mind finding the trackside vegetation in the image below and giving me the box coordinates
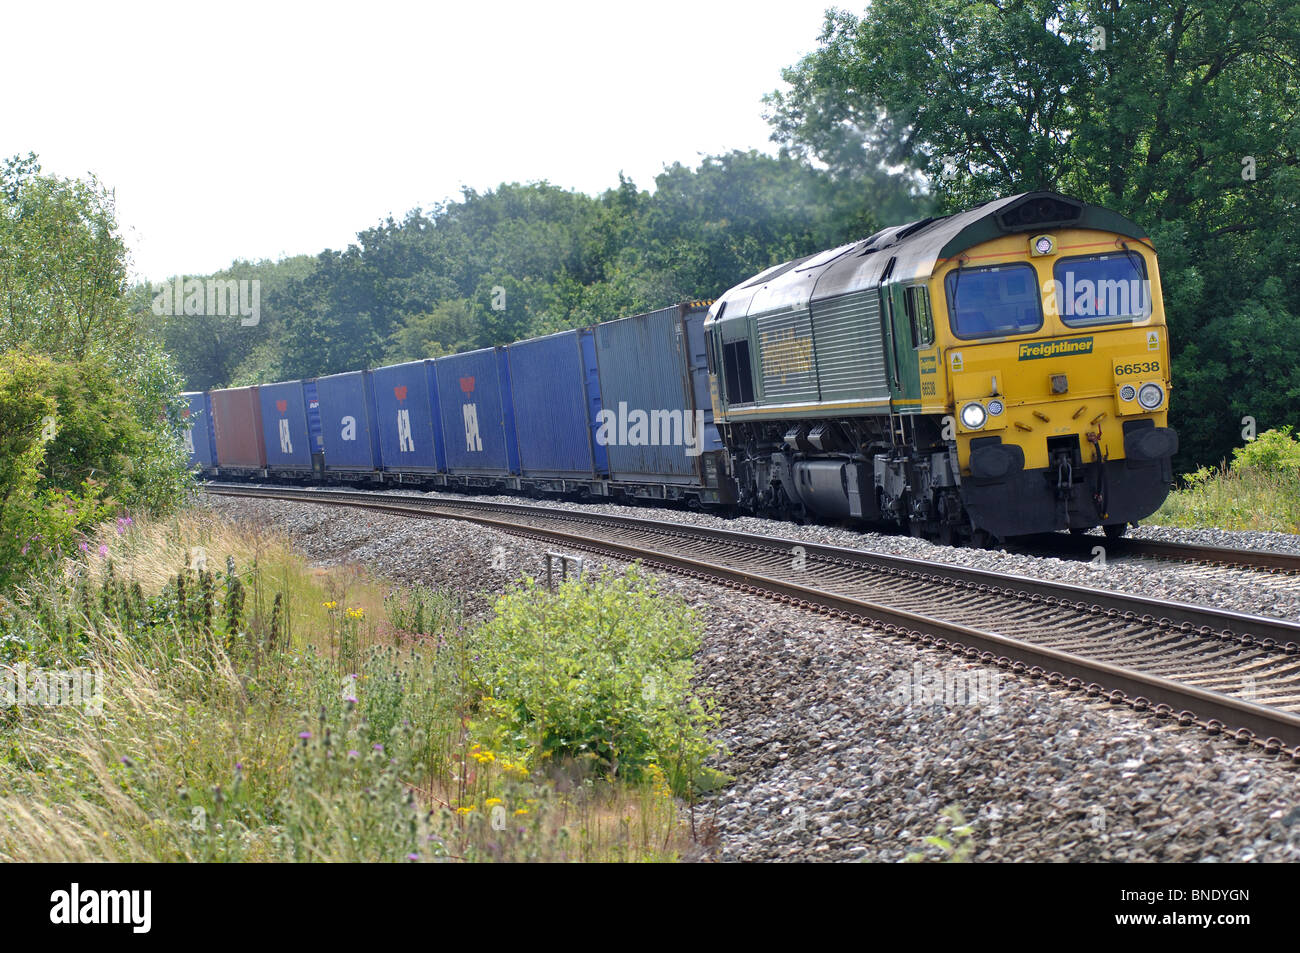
[0,154,191,591]
[0,511,721,862]
[1153,427,1300,533]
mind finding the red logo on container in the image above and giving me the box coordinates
[276,400,288,413]
[459,377,475,394]
[394,386,408,402]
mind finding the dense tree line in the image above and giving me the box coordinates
[142,0,1297,472]
[137,150,920,389]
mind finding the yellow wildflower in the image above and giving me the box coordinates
[485,798,502,808]
[514,808,529,817]
[322,601,338,610]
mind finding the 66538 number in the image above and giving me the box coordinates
[1115,360,1160,376]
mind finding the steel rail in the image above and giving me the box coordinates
[1021,532,1300,574]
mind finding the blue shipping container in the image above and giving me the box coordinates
[316,370,382,471]
[508,329,606,478]
[593,304,722,483]
[435,347,519,475]
[372,360,445,472]
[258,381,314,471]
[181,391,217,469]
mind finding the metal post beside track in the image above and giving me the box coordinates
[544,551,585,589]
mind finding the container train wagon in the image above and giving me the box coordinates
[188,302,735,507]
[185,192,1179,543]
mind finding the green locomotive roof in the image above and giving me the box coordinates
[707,191,1149,326]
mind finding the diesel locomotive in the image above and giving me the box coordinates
[186,191,1177,545]
[706,191,1177,543]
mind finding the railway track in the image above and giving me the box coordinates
[203,482,1300,759]
[1019,531,1300,575]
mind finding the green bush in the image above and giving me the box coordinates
[0,349,187,589]
[468,567,721,795]
[1231,426,1300,473]
[1155,461,1300,532]
[0,352,122,588]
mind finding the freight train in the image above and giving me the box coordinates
[184,191,1177,544]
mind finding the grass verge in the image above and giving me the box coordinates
[1153,465,1300,533]
[0,509,721,861]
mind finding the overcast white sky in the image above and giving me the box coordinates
[2,0,840,282]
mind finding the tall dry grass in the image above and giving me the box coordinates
[0,509,709,862]
[1154,464,1300,533]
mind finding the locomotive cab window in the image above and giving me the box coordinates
[722,339,755,404]
[1052,253,1151,327]
[945,263,1043,340]
[904,286,935,347]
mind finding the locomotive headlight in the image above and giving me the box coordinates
[960,401,987,430]
[1137,382,1165,410]
[987,398,1004,416]
[1030,234,1056,257]
[1119,384,1136,402]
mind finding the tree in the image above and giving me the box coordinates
[136,255,313,390]
[384,298,485,361]
[0,154,134,359]
[138,155,925,388]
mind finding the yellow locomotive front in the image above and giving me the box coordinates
[933,222,1178,539]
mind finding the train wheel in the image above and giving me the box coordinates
[1103,523,1128,540]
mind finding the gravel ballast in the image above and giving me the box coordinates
[202,493,1300,862]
